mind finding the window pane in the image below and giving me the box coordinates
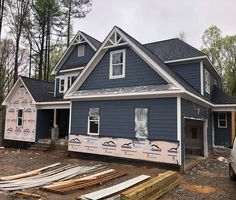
[89,121,99,133]
[89,108,99,119]
[112,52,123,64]
[112,65,123,76]
[219,113,226,120]
[18,118,22,126]
[219,120,226,127]
[18,110,23,117]
[135,108,148,138]
[67,77,71,88]
[72,76,76,83]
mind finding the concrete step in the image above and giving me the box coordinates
[29,143,52,151]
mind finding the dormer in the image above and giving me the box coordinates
[51,31,101,97]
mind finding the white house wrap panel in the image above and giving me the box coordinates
[4,86,37,142]
[68,135,180,164]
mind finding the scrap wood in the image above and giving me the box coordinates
[42,170,127,194]
[42,169,115,189]
[15,191,41,198]
[79,175,150,200]
[121,171,179,200]
[0,163,61,181]
[0,165,101,191]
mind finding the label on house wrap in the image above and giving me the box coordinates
[68,135,180,165]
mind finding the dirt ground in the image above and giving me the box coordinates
[0,148,236,200]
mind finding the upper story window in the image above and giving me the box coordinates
[67,76,77,89]
[109,49,126,79]
[135,108,148,139]
[205,69,210,94]
[59,78,65,93]
[218,113,227,128]
[19,87,25,97]
[17,109,23,126]
[78,45,85,57]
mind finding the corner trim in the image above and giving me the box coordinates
[177,96,182,165]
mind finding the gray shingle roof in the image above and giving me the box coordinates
[21,76,65,102]
[82,32,101,49]
[211,86,236,104]
[144,38,205,61]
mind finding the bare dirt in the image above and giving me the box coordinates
[0,148,235,200]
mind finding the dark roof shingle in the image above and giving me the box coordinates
[144,38,205,61]
[21,76,65,102]
[211,86,236,104]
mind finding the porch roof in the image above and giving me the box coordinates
[211,86,236,105]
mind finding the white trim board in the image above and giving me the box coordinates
[80,175,150,200]
[51,31,98,75]
[59,66,85,73]
[177,96,182,165]
[200,61,204,95]
[65,26,185,97]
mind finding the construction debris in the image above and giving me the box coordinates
[15,191,41,198]
[79,175,150,200]
[42,169,127,194]
[120,171,179,200]
[0,163,61,181]
[0,164,101,191]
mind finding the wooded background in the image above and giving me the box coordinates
[0,1,235,145]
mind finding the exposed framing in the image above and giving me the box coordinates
[109,49,126,79]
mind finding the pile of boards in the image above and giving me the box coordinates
[79,171,179,200]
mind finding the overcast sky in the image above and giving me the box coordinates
[75,0,236,49]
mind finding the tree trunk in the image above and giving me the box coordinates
[67,1,72,47]
[0,0,5,41]
[13,35,20,83]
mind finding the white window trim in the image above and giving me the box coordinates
[59,78,65,93]
[87,116,100,136]
[218,113,227,128]
[78,45,85,57]
[17,109,24,127]
[205,69,210,94]
[109,49,126,79]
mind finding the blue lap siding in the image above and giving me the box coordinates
[170,62,201,93]
[80,46,167,90]
[71,98,177,141]
[214,112,232,147]
[59,43,95,72]
[181,99,211,163]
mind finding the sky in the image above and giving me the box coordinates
[74,0,236,49]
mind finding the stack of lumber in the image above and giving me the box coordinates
[0,163,101,191]
[41,169,127,194]
[120,171,179,200]
[79,175,150,200]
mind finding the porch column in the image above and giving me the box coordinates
[53,109,57,128]
[232,112,235,145]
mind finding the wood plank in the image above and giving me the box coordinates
[0,163,61,181]
[15,191,41,198]
[79,175,150,200]
[121,171,177,200]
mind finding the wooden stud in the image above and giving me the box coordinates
[232,112,235,145]
[53,109,57,128]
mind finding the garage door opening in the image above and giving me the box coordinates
[185,119,204,156]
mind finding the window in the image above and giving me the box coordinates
[59,78,65,93]
[67,76,77,89]
[19,87,24,97]
[17,109,23,126]
[218,113,227,128]
[205,69,210,94]
[109,49,126,79]
[78,45,85,57]
[88,108,100,135]
[135,108,148,139]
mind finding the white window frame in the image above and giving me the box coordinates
[17,109,23,127]
[218,113,227,128]
[78,45,85,57]
[205,69,210,94]
[59,78,65,93]
[87,108,100,135]
[109,49,126,79]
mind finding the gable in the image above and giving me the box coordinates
[58,43,95,75]
[80,45,167,90]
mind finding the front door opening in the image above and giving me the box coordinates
[185,119,204,156]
